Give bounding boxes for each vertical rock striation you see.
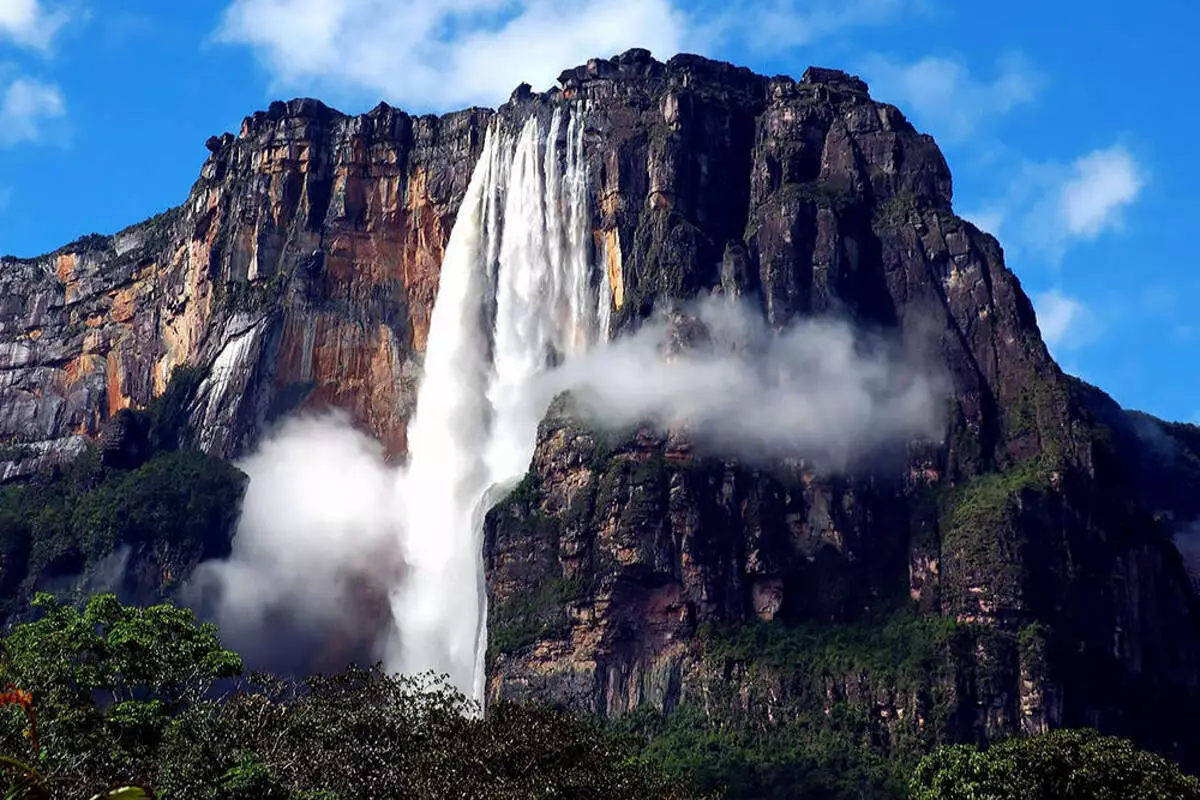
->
[1,100,491,475]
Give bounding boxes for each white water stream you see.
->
[392,106,607,702]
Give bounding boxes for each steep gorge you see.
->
[2,49,1199,774]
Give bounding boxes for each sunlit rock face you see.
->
[3,48,1199,769]
[0,99,490,474]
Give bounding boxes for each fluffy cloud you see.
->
[973,145,1145,263]
[1032,288,1100,353]
[217,0,922,111]
[0,76,64,146]
[218,0,687,111]
[1059,146,1143,239]
[860,53,1041,143]
[0,0,68,51]
[187,413,404,674]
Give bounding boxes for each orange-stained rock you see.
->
[0,98,490,471]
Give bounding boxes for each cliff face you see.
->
[1,100,490,478]
[476,52,1200,763]
[2,49,1199,766]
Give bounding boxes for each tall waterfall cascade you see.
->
[392,105,609,702]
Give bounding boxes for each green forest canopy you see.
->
[0,593,1196,799]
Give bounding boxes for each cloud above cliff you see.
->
[216,0,925,110]
[968,144,1145,264]
[217,0,686,110]
[1059,146,1144,239]
[860,53,1041,143]
[542,296,947,470]
[1032,288,1102,355]
[0,75,64,145]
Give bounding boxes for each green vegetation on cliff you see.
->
[937,457,1051,613]
[0,366,244,623]
[616,610,966,799]
[0,449,244,622]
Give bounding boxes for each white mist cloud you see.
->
[0,76,65,146]
[860,53,1041,143]
[541,296,946,470]
[216,0,924,111]
[0,0,68,51]
[188,412,404,671]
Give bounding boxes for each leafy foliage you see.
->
[0,595,697,799]
[619,704,905,800]
[0,594,242,793]
[910,729,1200,800]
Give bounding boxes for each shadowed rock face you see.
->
[2,48,1199,765]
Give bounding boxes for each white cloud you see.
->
[1032,288,1101,353]
[0,76,64,146]
[188,412,404,672]
[1059,146,1143,239]
[0,0,69,51]
[860,53,1040,143]
[973,145,1145,263]
[217,0,924,111]
[217,0,688,111]
[541,295,947,470]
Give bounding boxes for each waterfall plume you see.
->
[393,104,607,702]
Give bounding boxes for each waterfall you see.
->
[393,104,609,703]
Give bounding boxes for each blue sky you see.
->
[0,0,1196,424]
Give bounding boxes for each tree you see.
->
[0,593,241,796]
[0,594,697,799]
[910,729,1200,800]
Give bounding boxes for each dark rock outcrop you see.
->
[474,52,1200,767]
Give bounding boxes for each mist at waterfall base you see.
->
[189,297,943,680]
[186,107,944,697]
[185,413,402,676]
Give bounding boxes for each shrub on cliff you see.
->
[0,448,245,623]
[910,728,1200,799]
